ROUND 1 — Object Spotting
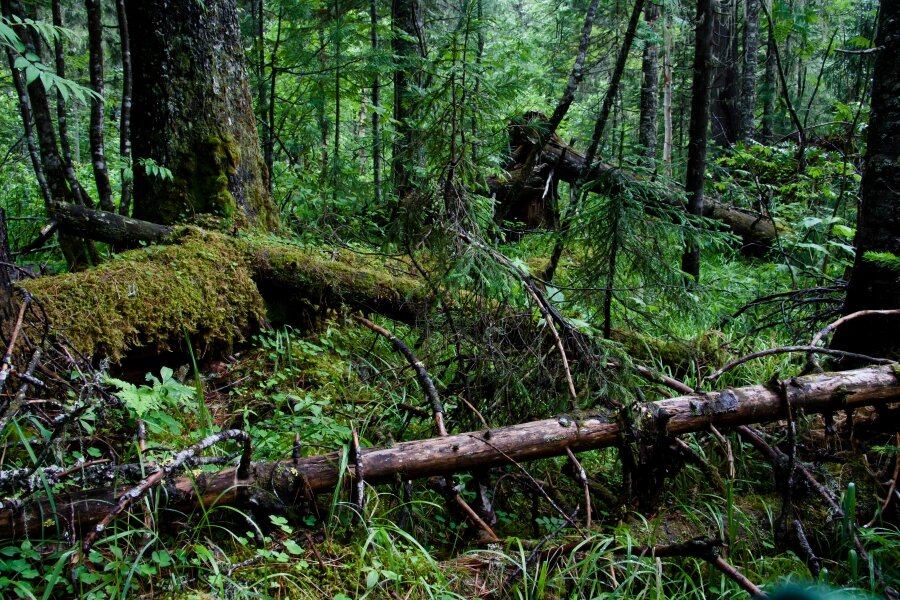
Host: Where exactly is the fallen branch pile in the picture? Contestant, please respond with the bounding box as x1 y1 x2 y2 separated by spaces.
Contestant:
2 365 897 539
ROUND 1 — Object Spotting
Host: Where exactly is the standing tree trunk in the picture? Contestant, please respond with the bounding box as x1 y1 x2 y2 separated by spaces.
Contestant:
391 0 424 198
125 0 278 229
710 0 740 148
681 0 714 281
830 4 900 360
662 9 674 173
85 0 114 212
115 0 133 216
761 20 777 143
738 0 759 141
3 0 98 268
52 0 87 208
638 2 660 163
370 0 382 209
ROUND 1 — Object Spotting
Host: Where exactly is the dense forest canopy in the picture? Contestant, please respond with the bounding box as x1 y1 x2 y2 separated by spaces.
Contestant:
0 0 897 598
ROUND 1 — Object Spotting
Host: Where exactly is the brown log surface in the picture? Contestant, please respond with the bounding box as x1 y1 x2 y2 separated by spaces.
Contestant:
1 366 897 539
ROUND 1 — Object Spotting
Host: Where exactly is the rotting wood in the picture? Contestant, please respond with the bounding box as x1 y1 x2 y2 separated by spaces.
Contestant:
1 365 897 539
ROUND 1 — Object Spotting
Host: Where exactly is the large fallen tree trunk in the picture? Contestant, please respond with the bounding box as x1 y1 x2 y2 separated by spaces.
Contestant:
2 365 896 539
486 113 777 251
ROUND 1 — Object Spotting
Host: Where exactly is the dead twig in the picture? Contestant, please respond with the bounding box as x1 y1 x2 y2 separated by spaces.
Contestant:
865 432 900 527
565 446 591 529
707 346 894 382
80 429 252 557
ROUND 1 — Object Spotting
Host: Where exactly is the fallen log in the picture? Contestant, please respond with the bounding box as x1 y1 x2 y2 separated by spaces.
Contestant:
24 203 722 371
486 113 777 251
2 365 897 539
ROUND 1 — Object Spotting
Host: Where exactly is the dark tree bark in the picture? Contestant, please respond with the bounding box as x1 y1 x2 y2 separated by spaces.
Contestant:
125 0 278 229
738 0 759 141
710 0 740 148
3 47 51 207
391 0 424 198
115 0 133 216
638 2 660 162
681 0 714 281
831 4 900 360
546 0 601 136
85 0 114 212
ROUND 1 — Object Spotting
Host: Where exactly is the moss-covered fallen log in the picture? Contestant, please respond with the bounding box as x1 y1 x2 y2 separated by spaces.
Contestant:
20 223 428 360
23 204 719 369
2 365 897 539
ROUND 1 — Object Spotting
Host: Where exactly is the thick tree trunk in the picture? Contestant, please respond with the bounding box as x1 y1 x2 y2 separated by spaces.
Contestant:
831 4 900 361
125 0 277 229
3 366 898 539
681 0 714 280
638 2 660 162
739 0 759 141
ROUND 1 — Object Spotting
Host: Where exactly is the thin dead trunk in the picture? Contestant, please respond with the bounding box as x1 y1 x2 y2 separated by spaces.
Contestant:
371 0 382 209
681 0 714 281
3 366 898 538
3 47 51 206
546 0 601 135
51 0 86 208
86 0 114 212
116 0 132 216
544 0 645 281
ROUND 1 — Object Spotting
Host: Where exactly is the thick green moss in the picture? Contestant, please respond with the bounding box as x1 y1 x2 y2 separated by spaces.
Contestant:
169 133 240 223
22 230 265 361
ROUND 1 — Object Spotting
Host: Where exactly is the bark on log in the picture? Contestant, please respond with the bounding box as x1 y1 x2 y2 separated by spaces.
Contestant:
487 115 776 251
2 366 896 539
49 201 174 246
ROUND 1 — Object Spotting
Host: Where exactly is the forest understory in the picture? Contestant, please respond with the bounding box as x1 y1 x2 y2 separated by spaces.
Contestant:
0 0 899 598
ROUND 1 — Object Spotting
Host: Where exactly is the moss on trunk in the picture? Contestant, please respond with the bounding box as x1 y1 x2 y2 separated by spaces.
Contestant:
126 0 277 230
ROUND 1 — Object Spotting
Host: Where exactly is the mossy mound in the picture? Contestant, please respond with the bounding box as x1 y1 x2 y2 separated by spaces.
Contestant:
22 229 265 361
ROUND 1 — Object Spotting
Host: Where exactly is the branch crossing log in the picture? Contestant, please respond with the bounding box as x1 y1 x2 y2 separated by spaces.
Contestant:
2 366 897 539
487 113 777 251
